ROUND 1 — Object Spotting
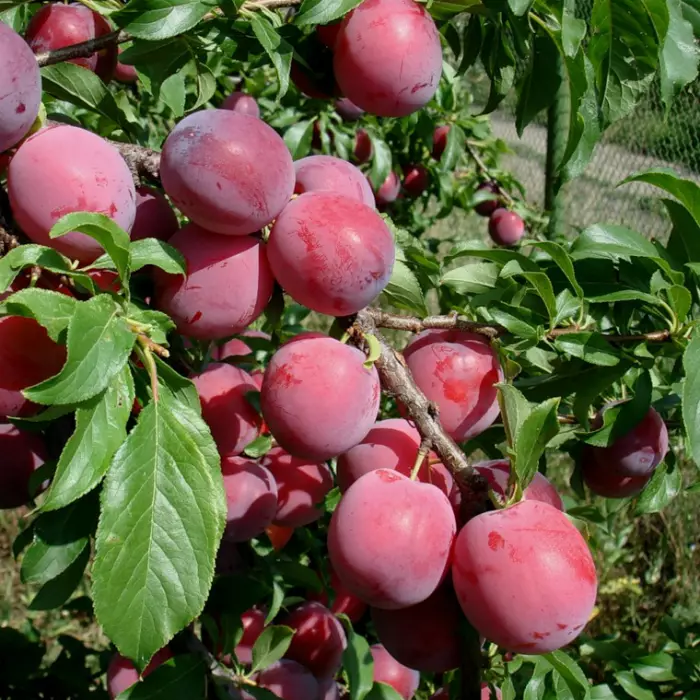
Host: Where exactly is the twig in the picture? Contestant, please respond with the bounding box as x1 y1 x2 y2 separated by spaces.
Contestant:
351 309 488 503
137 333 170 358
241 0 302 8
35 30 131 67
465 140 515 206
183 628 241 698
548 327 671 343
365 308 505 339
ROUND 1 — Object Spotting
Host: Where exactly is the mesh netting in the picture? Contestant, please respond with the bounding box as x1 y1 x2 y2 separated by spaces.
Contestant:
467 0 700 238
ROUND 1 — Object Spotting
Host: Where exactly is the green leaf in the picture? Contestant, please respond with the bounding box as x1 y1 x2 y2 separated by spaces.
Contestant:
660 0 699 110
524 657 552 700
29 545 90 611
92 392 225 668
1 288 77 342
243 434 272 459
630 652 677 682
341 622 374 700
250 626 295 673
554 333 620 367
571 362 633 426
515 34 561 136
153 357 201 415
440 124 465 172
0 244 96 295
613 671 655 700
126 306 175 346
92 238 186 277
50 213 131 287
284 120 315 160
42 368 134 511
160 71 187 117
21 494 98 586
620 168 700 226
368 136 392 190
508 0 533 15
295 0 363 26
636 461 682 514
543 651 590 700
114 0 211 40
513 397 560 490
191 61 216 112
527 241 584 298
666 199 700 265
440 262 500 295
588 0 667 127
24 295 136 406
249 14 293 99
682 332 700 467
41 64 131 131
571 224 661 262
666 284 692 321
498 383 532 447
587 290 663 306
116 655 206 699
381 258 428 316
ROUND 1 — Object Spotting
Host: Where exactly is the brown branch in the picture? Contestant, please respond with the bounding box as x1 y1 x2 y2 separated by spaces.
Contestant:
465 140 515 206
365 308 506 339
241 0 303 8
35 30 131 68
108 139 161 183
548 327 671 343
351 310 488 505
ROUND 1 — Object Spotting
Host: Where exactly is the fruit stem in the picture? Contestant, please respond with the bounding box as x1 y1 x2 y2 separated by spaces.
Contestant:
135 342 159 403
410 439 431 480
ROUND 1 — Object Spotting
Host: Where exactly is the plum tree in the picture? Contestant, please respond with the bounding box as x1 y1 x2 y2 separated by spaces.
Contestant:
0 22 41 154
475 459 564 510
432 125 450 160
488 209 525 247
293 155 375 207
221 456 278 541
431 685 502 699
106 648 172 699
374 171 401 206
160 110 295 235
191 363 261 457
221 91 260 118
267 192 395 316
402 165 429 198
8 125 136 262
403 330 503 441
474 182 501 217
584 407 668 477
371 583 462 672
154 224 274 339
0 422 47 509
253 660 319 700
336 418 422 492
370 644 420 700
333 0 442 117
335 98 364 121
328 469 456 609
261 337 380 461
308 566 368 623
354 129 372 163
452 500 597 653
261 447 334 527
25 4 117 79
281 601 347 678
130 187 180 242
0 316 66 392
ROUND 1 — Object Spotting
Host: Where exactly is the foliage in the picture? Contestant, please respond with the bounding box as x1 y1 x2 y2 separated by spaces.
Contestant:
1 0 700 698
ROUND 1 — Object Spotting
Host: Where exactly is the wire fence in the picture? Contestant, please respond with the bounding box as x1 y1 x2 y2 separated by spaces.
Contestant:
469 2 700 239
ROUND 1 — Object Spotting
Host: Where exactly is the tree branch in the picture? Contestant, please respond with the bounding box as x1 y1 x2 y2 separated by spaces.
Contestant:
365 308 506 339
548 327 671 343
35 30 131 68
351 310 489 506
465 140 515 206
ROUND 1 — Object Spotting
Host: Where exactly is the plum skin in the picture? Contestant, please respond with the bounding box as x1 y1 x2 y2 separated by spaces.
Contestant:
106 648 172 698
489 208 525 247
221 92 260 118
261 447 334 527
370 644 420 700
0 423 47 509
403 330 503 442
267 192 395 317
130 186 180 242
294 155 375 208
452 499 597 654
160 110 294 235
333 0 443 117
191 363 261 457
8 125 136 263
328 469 456 610
261 337 381 461
0 22 42 153
154 224 274 340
